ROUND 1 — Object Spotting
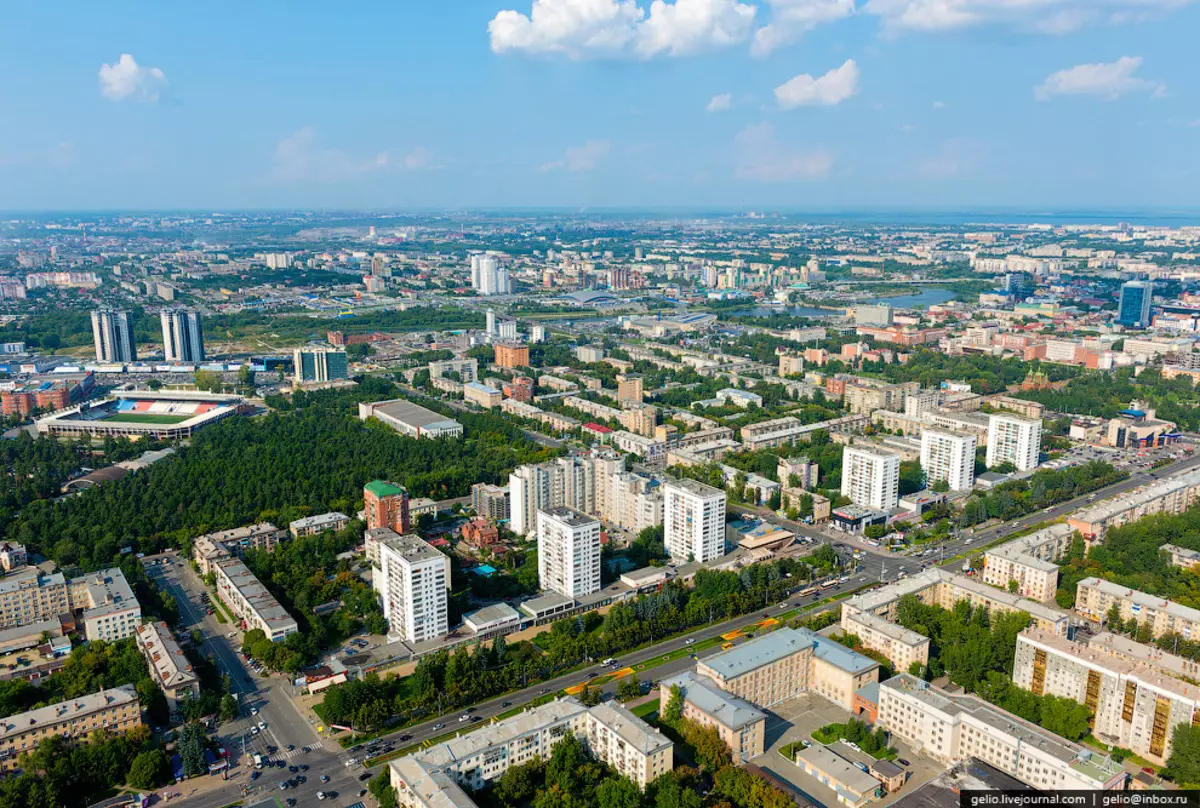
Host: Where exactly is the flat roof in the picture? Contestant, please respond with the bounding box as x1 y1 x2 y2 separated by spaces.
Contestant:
845 610 929 648
289 511 349 531
795 744 881 795
379 532 445 565
463 602 521 627
539 505 599 528
368 398 462 430
213 557 298 634
701 627 878 680
1071 468 1200 525
665 477 725 499
364 480 407 498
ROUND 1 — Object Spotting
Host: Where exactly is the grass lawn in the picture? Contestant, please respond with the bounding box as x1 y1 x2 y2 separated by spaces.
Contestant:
104 412 193 424
631 700 659 720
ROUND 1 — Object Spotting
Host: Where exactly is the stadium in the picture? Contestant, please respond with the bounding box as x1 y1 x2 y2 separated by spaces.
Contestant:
36 391 247 440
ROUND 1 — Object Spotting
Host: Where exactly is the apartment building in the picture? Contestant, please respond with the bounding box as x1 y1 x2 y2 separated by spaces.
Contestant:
365 479 411 535
464 382 503 409
844 381 917 416
1013 628 1200 764
193 524 287 562
611 430 666 463
878 674 1126 791
0 684 141 773
1075 578 1200 641
193 534 232 575
904 389 942 418
843 568 1069 638
841 446 901 511
509 457 596 536
619 403 657 437
470 483 510 522
0 567 68 630
212 558 299 642
919 429 976 492
289 511 350 538
739 414 870 450
779 354 804 377
981 524 1075 603
616 374 644 404
537 507 602 599
986 413 1042 472
428 357 478 383
389 698 672 808
983 395 1045 421
778 457 818 489
840 610 930 673
564 396 622 422
1067 468 1200 541
602 471 664 535
1162 544 1200 570
135 621 200 711
69 568 142 642
373 531 450 644
696 627 879 711
494 343 530 369
659 670 766 762
663 478 727 565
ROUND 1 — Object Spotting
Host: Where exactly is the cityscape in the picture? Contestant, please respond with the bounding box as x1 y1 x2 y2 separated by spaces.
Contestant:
3 3 1200 808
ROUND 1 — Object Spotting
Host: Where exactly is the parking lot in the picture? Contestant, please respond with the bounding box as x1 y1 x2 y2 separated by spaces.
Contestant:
749 693 945 808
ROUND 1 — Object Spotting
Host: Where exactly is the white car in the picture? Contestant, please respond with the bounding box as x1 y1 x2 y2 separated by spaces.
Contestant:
317 792 326 801
258 720 267 730
251 727 260 736
684 638 695 646
250 707 258 715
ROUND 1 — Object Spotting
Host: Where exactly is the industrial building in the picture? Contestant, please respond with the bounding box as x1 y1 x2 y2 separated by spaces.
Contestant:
358 398 464 440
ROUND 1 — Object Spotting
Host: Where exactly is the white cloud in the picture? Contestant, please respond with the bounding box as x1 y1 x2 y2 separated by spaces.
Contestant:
706 92 733 112
1034 56 1164 101
751 0 855 57
862 0 1195 34
775 59 860 109
272 127 404 182
932 100 945 109
98 54 168 102
733 122 833 181
403 148 443 170
540 139 612 172
488 0 756 60
1189 120 1200 128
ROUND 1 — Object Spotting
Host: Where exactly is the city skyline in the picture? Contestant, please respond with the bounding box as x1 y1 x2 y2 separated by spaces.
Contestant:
1 1 1198 211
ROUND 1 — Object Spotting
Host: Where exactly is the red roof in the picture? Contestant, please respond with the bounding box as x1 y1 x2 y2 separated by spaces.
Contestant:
583 423 613 433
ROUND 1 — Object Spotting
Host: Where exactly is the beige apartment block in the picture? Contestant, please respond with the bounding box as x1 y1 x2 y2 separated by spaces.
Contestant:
981 524 1075 603
0 684 141 772
659 671 766 762
1075 578 1200 641
841 610 930 673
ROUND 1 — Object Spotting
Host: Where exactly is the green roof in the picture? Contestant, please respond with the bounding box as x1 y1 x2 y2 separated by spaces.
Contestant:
365 480 406 497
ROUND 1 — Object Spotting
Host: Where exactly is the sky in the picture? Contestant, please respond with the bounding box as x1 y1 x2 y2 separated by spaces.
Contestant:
1 0 1198 212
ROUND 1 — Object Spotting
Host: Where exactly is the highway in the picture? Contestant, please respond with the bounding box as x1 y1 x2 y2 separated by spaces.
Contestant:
148 554 370 808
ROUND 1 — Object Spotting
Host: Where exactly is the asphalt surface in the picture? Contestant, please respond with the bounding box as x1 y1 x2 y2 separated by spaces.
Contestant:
148 554 370 808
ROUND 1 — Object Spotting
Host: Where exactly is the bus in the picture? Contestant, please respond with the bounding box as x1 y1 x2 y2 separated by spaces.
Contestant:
799 586 818 597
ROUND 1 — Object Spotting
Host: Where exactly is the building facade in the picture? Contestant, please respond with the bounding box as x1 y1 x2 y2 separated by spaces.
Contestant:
135 621 200 712
981 524 1074 603
920 429 976 492
365 480 411 535
374 531 450 644
91 309 137 363
537 507 602 599
212 558 299 642
985 413 1042 472
160 308 205 363
0 684 142 772
841 446 901 511
293 347 349 384
663 478 727 565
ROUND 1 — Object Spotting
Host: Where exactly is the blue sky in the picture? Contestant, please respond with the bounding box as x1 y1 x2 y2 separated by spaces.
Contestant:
1 0 1198 211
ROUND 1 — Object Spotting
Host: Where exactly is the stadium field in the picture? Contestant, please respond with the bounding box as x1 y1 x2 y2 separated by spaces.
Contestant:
103 413 193 424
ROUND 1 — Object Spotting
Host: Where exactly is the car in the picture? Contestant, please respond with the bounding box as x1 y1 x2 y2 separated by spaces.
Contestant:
250 707 258 715
433 723 445 730
471 715 482 722
286 744 295 751
287 800 297 807
360 772 373 781
251 771 260 781
399 735 412 742
500 702 511 708
317 793 326 801
361 790 369 797
586 671 598 678
289 765 298 773
296 775 306 784
300 764 309 771
303 746 311 754
321 775 330 783
1143 767 1156 776
279 782 288 791
684 638 695 646
257 720 267 730
897 758 910 767
251 727 260 736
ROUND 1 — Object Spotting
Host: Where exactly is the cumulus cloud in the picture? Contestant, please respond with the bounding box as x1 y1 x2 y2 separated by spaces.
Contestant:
98 54 168 102
706 92 733 112
751 0 855 57
775 59 860 109
862 0 1196 34
540 139 612 172
733 122 833 181
272 127 422 182
1034 56 1165 101
488 0 756 60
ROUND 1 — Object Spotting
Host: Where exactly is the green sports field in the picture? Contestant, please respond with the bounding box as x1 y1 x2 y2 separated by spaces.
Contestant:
103 413 193 424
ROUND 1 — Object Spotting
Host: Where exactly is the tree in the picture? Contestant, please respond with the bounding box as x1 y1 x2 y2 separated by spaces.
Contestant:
178 722 206 777
596 778 643 808
661 684 683 725
370 769 399 808
219 694 238 722
128 749 170 789
193 369 223 393
1165 724 1200 786
680 719 733 771
1039 695 1092 742
617 677 642 702
1007 580 1019 594
907 660 926 679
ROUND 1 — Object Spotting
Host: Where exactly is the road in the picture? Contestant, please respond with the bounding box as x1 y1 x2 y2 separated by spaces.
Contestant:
148 554 370 808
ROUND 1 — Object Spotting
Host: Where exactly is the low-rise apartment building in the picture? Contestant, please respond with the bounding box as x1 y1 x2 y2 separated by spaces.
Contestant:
878 674 1126 791
463 382 503 409
981 524 1075 603
1162 544 1200 570
660 670 766 762
0 684 141 772
193 523 287 563
212 558 299 642
289 511 350 538
135 621 200 712
0 567 69 631
696 627 879 711
389 698 671 808
840 610 930 673
69 568 142 642
740 415 869 450
1013 628 1200 764
1075 578 1200 641
1067 468 1200 541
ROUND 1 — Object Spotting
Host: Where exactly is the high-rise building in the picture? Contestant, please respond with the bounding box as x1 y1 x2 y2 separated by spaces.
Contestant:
537 506 602 598
663 478 727 564
494 343 530 369
616 374 644 404
160 308 205 363
841 446 901 510
373 530 450 643
920 429 976 491
1117 281 1154 328
985 413 1042 472
472 255 510 296
90 309 137 363
509 457 596 537
293 347 349 384
364 480 411 534
854 304 893 327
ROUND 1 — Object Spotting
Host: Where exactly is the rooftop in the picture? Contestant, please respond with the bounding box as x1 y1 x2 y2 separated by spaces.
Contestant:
366 398 463 430
701 627 878 680
0 684 138 742
1072 468 1200 526
213 557 298 635
379 532 445 565
661 670 766 731
289 511 349 531
1077 577 1200 625
365 480 407 498
539 505 599 529
795 744 881 796
665 477 725 499
845 610 930 648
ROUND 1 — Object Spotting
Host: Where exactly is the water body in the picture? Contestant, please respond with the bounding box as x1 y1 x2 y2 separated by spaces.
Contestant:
734 286 958 319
